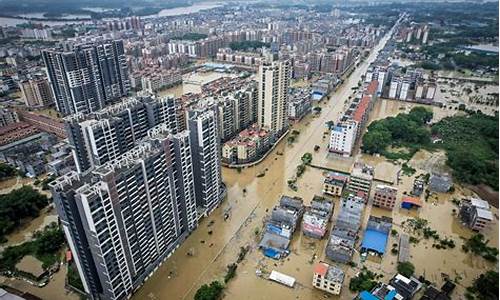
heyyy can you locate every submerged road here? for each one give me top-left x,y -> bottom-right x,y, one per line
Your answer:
133,18 -> 400,300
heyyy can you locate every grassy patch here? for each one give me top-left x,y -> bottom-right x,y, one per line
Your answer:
0,223 -> 65,271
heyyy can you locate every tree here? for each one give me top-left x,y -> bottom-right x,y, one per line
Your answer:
408,107 -> 433,124
466,271 -> 499,300
224,263 -> 237,283
194,281 -> 224,300
0,186 -> 49,242
349,268 -> 378,292
0,163 -> 16,180
301,153 -> 313,165
362,129 -> 391,153
397,262 -> 415,278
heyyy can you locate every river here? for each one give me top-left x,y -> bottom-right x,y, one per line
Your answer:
0,2 -> 223,27
144,2 -> 223,18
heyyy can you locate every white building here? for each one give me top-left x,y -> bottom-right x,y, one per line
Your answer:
399,79 -> 411,100
425,83 -> 436,100
422,28 -> 429,44
313,262 -> 344,295
141,70 -> 182,93
329,120 -> 358,157
389,78 -> 400,99
257,59 -> 291,135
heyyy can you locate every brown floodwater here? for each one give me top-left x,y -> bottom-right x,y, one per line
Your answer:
0,262 -> 79,300
0,178 -> 79,300
3,27 -> 496,300
132,29 -> 413,300
135,32 -> 498,299
0,207 -> 58,250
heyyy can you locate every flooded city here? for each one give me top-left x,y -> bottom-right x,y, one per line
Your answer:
0,2 -> 497,300
130,32 -> 498,300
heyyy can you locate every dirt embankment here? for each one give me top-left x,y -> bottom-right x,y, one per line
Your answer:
468,184 -> 499,208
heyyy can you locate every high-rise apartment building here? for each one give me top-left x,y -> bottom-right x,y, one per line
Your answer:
50,126 -> 198,300
187,106 -> 223,214
42,40 -> 130,115
65,96 -> 180,173
216,86 -> 257,142
257,59 -> 290,136
19,76 -> 55,108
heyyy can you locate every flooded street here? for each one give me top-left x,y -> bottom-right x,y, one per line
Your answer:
133,25 -> 498,300
133,28 -> 397,300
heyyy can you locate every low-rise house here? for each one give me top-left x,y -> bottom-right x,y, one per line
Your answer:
0,122 -> 39,147
412,178 -> 424,196
312,262 -> 344,295
302,196 -> 334,239
288,88 -> 312,122
323,172 -> 348,196
259,196 -> 304,259
401,196 -> 423,210
459,197 -> 494,231
361,216 -> 392,256
373,185 -> 398,210
347,163 -> 374,196
329,119 -> 358,157
325,193 -> 365,263
359,273 -> 422,300
429,173 -> 452,193
222,125 -> 271,165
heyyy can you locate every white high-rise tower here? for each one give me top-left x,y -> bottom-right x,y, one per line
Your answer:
257,59 -> 291,136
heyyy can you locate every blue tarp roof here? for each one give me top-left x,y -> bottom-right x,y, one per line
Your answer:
263,248 -> 281,259
359,291 -> 379,300
361,229 -> 389,254
385,290 -> 397,300
359,290 -> 397,300
312,92 -> 324,100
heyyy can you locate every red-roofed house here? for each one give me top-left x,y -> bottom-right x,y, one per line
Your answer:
401,196 -> 423,209
365,80 -> 379,97
313,262 -> 344,295
352,94 -> 372,140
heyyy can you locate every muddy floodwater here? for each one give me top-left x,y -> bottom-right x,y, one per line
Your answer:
2,27 -> 496,300
0,178 -> 80,300
133,30 -> 498,300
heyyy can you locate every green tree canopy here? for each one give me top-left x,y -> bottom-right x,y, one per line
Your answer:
397,262 -> 415,278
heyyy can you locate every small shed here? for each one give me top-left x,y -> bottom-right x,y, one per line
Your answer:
269,270 -> 296,288
401,196 -> 423,209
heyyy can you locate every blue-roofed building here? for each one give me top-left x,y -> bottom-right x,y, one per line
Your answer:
359,290 -> 381,300
361,216 -> 392,255
361,229 -> 389,254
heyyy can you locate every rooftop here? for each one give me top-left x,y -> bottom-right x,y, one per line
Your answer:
401,196 -> 423,207
352,94 -> 371,123
476,208 -> 494,221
